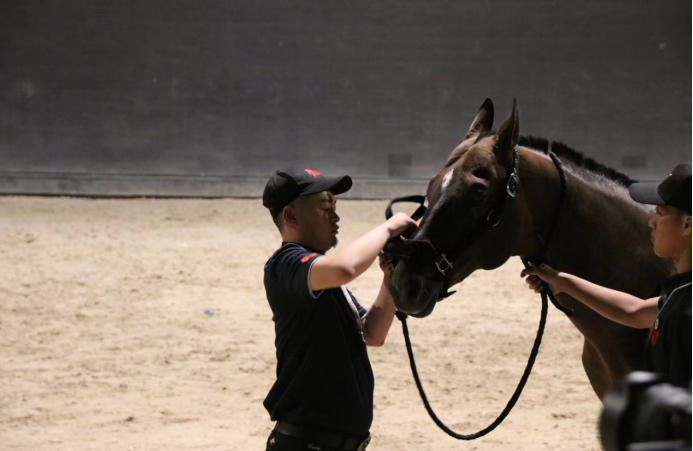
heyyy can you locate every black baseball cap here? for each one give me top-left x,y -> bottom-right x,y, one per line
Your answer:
262,167 -> 352,217
629,163 -> 691,214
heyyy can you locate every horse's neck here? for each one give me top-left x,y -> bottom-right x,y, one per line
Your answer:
520,156 -> 672,297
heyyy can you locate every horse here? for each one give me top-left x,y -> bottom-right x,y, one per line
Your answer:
387,99 -> 674,400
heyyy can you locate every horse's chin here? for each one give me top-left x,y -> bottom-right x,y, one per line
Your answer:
406,293 -> 439,318
390,267 -> 444,318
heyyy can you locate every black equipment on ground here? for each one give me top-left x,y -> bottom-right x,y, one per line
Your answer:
600,371 -> 691,451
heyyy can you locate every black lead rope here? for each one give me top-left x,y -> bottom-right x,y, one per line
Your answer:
395,282 -> 548,440
536,151 -> 573,318
395,257 -> 570,440
390,148 -> 573,440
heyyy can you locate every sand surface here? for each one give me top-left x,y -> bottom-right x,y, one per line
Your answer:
0,197 -> 602,450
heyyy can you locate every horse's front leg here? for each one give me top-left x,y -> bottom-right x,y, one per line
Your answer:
581,339 -> 613,401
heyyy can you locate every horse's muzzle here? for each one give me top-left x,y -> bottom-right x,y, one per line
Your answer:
389,261 -> 444,317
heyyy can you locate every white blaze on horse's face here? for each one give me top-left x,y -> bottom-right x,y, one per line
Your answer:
441,169 -> 454,191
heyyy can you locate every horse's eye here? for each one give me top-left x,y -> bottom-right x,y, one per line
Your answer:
470,184 -> 486,203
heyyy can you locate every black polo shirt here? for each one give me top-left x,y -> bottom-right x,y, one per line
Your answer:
263,242 -> 374,436
646,271 -> 692,388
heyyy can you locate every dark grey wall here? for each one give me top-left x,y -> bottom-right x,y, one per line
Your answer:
0,0 -> 690,196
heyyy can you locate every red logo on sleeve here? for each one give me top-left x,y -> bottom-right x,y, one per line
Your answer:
305,169 -> 320,177
301,253 -> 317,263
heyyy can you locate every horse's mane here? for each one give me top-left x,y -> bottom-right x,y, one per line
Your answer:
518,135 -> 635,187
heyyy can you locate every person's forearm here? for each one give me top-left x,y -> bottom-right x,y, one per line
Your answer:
331,223 -> 392,281
560,274 -> 657,328
363,278 -> 396,347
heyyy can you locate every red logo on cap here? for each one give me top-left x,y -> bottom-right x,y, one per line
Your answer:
305,169 -> 320,177
301,252 -> 317,263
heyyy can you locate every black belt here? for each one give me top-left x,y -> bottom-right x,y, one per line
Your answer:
274,421 -> 370,451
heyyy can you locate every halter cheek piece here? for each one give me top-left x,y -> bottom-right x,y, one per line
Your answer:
484,145 -> 521,228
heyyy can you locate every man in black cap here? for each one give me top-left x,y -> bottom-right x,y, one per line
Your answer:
261,167 -> 416,450
521,163 -> 691,388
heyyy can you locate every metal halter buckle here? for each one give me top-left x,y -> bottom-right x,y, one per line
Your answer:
506,172 -> 519,197
435,254 -> 453,276
487,210 -> 501,227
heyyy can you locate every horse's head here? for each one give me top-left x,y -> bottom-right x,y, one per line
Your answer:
389,99 -> 524,317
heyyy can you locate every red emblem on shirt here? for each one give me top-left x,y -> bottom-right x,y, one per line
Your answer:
648,327 -> 659,345
305,169 -> 320,177
301,253 -> 317,263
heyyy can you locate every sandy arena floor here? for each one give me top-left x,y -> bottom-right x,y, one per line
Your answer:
0,196 -> 602,451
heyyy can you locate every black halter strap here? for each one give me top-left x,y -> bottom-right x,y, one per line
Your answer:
539,151 -> 568,259
485,144 -> 521,227
385,195 -> 427,225
519,149 -> 573,318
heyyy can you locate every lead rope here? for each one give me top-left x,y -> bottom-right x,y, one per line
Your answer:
395,288 -> 547,439
535,151 -> 573,318
394,148 -> 572,440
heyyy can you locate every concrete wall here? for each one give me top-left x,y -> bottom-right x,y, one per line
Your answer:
0,0 -> 690,197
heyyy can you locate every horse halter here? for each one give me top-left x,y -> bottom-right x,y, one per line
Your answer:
385,145 -> 521,290
385,145 -> 573,317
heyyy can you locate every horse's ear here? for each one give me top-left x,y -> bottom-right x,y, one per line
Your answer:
495,99 -> 519,168
464,98 -> 494,140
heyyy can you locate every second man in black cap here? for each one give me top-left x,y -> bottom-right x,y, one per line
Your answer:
521,163 -> 692,388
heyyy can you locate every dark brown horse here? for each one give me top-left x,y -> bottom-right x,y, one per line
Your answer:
388,99 -> 674,400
